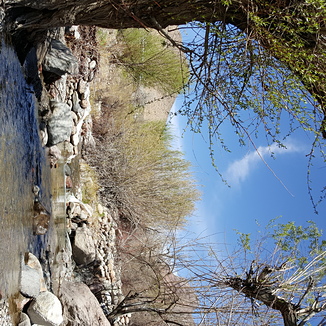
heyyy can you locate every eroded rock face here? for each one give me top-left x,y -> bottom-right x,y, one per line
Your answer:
43,39 -> 78,76
59,281 -> 111,326
27,291 -> 63,326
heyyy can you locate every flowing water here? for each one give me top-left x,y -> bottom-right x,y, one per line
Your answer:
0,37 -> 66,322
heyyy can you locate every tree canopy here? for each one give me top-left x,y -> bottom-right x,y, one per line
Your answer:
178,220 -> 326,326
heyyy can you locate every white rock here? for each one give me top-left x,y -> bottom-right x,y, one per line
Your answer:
72,226 -> 96,265
27,291 -> 63,326
70,111 -> 78,125
70,133 -> 79,146
97,203 -> 104,215
18,312 -> 31,326
40,129 -> 48,147
20,264 -> 41,298
77,79 -> 88,95
25,253 -> 47,292
59,281 -> 111,326
89,60 -> 97,70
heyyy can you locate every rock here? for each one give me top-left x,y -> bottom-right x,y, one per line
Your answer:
88,70 -> 95,82
66,176 -> 73,189
47,101 -> 73,146
47,145 -> 62,168
72,91 -> 82,114
89,60 -> 97,70
33,201 -> 50,235
20,265 -> 41,298
19,252 -> 49,299
59,281 -> 111,326
77,79 -> 88,95
25,253 -> 47,292
78,210 -> 88,222
40,129 -> 48,147
14,293 -> 32,311
72,225 -> 96,265
48,145 -> 62,160
80,99 -> 89,109
71,124 -> 77,136
33,185 -> 40,197
70,133 -> 79,146
65,26 -> 81,39
43,39 -> 78,76
70,110 -> 78,126
18,312 -> 31,326
51,74 -> 67,103
64,141 -> 74,156
98,203 -> 104,215
27,291 -> 63,326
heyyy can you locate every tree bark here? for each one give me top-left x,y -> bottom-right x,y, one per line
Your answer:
5,0 -> 242,30
227,277 -> 298,326
5,0 -> 326,126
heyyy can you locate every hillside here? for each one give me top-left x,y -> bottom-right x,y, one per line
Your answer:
91,27 -> 186,123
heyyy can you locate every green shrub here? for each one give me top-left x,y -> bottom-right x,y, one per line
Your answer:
117,28 -> 189,94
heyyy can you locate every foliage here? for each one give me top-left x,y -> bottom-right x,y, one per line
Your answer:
174,2 -> 326,207
271,219 -> 326,269
89,98 -> 199,229
169,220 -> 326,325
89,27 -> 199,325
117,28 -> 189,94
115,228 -> 197,326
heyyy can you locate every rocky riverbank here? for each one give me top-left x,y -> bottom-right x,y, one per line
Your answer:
0,25 -> 129,326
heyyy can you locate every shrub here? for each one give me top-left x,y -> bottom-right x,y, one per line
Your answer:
90,113 -> 200,229
117,28 -> 189,94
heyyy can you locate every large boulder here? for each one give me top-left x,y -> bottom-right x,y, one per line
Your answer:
47,101 -> 73,146
27,291 -> 63,326
25,252 -> 47,292
59,281 -> 111,326
72,225 -> 96,265
18,312 -> 31,326
20,253 -> 47,298
43,39 -> 78,76
20,264 -> 41,298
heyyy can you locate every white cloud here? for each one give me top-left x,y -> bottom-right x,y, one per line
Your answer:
167,101 -> 185,152
225,141 -> 304,187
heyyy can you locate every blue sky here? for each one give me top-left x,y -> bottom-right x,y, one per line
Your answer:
170,25 -> 326,249
165,23 -> 326,326
169,95 -> 326,248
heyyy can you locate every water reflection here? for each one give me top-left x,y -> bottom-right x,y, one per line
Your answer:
0,37 -> 63,303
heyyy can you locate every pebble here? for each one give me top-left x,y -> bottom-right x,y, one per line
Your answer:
0,299 -> 13,326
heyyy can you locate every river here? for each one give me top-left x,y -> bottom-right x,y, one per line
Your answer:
0,36 -> 66,322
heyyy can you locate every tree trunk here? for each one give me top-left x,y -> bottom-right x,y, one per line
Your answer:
5,0 -> 326,123
227,277 -> 298,326
5,0 -> 242,30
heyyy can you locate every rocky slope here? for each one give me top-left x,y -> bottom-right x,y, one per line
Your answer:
0,23 -> 179,326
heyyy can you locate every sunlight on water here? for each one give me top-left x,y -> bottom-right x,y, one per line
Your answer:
0,38 -> 55,301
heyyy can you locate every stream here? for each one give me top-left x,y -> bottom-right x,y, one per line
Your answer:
0,36 -> 66,322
